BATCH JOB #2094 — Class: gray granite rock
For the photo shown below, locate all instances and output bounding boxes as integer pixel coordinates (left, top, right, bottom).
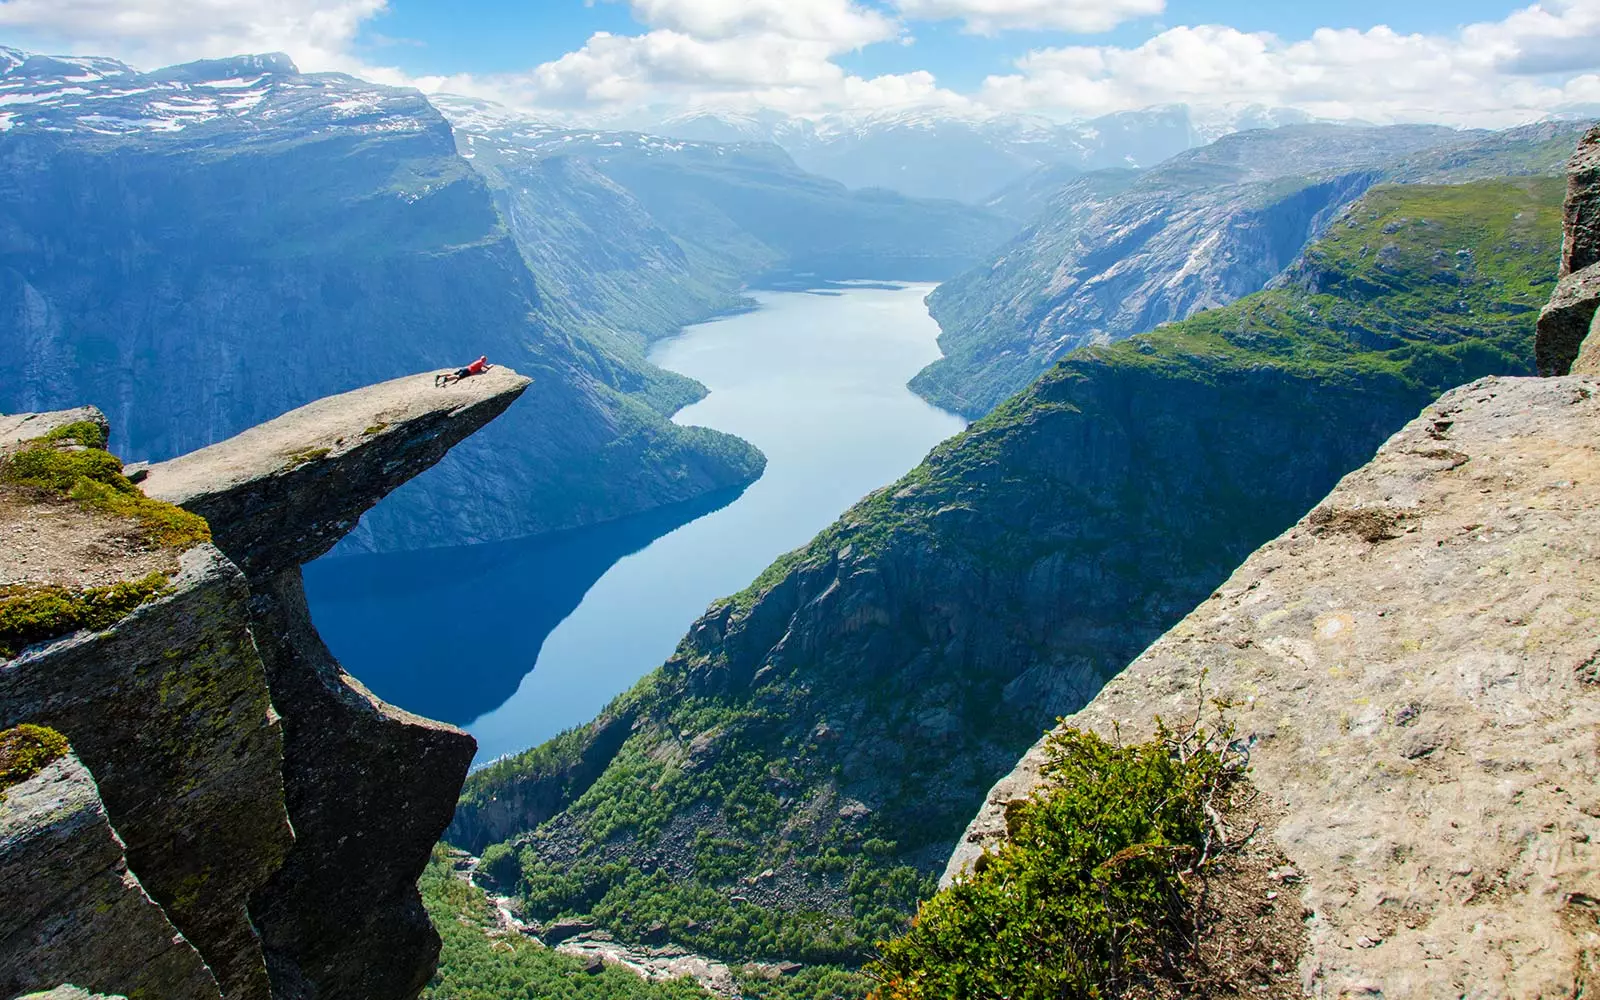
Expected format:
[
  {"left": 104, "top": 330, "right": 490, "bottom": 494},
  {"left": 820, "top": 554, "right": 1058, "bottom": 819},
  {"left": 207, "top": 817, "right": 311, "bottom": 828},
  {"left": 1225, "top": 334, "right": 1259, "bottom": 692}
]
[
  {"left": 0, "top": 755, "right": 220, "bottom": 1000},
  {"left": 0, "top": 548, "right": 290, "bottom": 1000},
  {"left": 1538, "top": 126, "right": 1600, "bottom": 375}
]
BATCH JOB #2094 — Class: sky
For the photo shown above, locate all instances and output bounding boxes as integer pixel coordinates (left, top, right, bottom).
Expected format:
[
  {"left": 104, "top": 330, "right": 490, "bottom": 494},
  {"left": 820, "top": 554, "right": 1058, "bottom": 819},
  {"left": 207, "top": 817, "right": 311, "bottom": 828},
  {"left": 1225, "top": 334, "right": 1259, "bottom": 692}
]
[{"left": 2, "top": 0, "right": 1600, "bottom": 126}]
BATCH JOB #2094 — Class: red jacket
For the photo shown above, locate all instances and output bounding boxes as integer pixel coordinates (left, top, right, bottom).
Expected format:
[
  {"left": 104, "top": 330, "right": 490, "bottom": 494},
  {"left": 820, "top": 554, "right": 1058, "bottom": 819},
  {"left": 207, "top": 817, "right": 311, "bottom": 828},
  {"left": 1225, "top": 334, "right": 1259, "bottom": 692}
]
[{"left": 465, "top": 356, "right": 488, "bottom": 375}]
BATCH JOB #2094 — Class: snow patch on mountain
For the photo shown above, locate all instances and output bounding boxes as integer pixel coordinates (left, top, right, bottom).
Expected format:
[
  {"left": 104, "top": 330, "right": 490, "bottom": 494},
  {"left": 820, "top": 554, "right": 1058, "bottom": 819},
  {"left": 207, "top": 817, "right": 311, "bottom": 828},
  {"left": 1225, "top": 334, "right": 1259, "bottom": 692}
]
[{"left": 0, "top": 47, "right": 435, "bottom": 141}]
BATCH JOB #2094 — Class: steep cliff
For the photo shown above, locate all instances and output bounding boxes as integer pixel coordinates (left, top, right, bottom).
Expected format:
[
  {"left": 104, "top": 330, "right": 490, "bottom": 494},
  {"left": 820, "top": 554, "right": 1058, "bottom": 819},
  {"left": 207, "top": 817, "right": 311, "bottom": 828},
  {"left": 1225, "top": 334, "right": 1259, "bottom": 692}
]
[
  {"left": 941, "top": 375, "right": 1600, "bottom": 996},
  {"left": 0, "top": 48, "right": 761, "bottom": 555},
  {"left": 446, "top": 175, "right": 1558, "bottom": 971},
  {"left": 918, "top": 122, "right": 1586, "bottom": 417},
  {"left": 1, "top": 368, "right": 528, "bottom": 998}
]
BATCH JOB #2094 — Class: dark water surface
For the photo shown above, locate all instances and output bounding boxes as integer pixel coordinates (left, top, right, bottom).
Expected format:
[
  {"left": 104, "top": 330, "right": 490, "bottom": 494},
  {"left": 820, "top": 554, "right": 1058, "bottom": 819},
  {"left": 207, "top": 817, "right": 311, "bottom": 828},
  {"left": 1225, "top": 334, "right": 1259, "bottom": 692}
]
[{"left": 304, "top": 283, "right": 965, "bottom": 763}]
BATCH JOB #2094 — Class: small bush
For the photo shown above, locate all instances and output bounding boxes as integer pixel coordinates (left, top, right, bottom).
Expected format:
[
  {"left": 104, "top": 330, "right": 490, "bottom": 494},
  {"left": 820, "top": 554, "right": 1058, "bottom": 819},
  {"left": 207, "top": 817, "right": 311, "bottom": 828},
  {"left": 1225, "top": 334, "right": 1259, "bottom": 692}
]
[
  {"left": 0, "top": 573, "right": 173, "bottom": 659},
  {"left": 869, "top": 721, "right": 1240, "bottom": 1000},
  {"left": 0, "top": 441, "right": 210, "bottom": 550},
  {"left": 0, "top": 723, "right": 71, "bottom": 799}
]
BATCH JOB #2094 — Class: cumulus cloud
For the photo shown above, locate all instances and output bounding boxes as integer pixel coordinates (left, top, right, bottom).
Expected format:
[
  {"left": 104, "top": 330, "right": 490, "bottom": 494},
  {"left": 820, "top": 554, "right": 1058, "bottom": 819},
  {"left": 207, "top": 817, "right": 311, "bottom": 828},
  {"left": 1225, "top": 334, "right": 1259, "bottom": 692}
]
[
  {"left": 979, "top": 0, "right": 1600, "bottom": 127},
  {"left": 468, "top": 0, "right": 976, "bottom": 116},
  {"left": 889, "top": 0, "right": 1164, "bottom": 35},
  {"left": 5, "top": 0, "right": 1600, "bottom": 126}
]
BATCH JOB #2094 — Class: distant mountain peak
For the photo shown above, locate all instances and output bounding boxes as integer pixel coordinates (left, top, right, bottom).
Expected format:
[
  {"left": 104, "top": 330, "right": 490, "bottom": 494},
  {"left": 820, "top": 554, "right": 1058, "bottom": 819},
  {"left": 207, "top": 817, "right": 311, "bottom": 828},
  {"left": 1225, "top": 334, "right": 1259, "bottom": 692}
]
[
  {"left": 152, "top": 52, "right": 300, "bottom": 84},
  {"left": 0, "top": 46, "right": 435, "bottom": 143}
]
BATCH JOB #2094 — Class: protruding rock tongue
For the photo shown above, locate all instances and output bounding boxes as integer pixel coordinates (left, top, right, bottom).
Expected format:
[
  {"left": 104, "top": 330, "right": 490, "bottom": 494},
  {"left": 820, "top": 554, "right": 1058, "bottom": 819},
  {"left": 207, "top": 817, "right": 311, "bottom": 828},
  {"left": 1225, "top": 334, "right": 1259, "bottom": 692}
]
[
  {"left": 142, "top": 367, "right": 531, "bottom": 577},
  {"left": 141, "top": 366, "right": 531, "bottom": 1000}
]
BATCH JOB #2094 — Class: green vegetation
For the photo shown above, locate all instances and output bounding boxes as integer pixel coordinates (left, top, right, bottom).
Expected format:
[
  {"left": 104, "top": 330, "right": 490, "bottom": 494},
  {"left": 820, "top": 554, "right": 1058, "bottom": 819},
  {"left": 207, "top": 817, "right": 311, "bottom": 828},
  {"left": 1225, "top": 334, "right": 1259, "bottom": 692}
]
[
  {"left": 919, "top": 126, "right": 1579, "bottom": 418},
  {"left": 283, "top": 446, "right": 333, "bottom": 469},
  {"left": 0, "top": 573, "right": 173, "bottom": 659},
  {"left": 418, "top": 848, "right": 708, "bottom": 1000},
  {"left": 1, "top": 437, "right": 211, "bottom": 551},
  {"left": 39, "top": 420, "right": 109, "bottom": 450},
  {"left": 444, "top": 177, "right": 1563, "bottom": 990},
  {"left": 870, "top": 723, "right": 1239, "bottom": 1000},
  {"left": 0, "top": 723, "right": 70, "bottom": 801}
]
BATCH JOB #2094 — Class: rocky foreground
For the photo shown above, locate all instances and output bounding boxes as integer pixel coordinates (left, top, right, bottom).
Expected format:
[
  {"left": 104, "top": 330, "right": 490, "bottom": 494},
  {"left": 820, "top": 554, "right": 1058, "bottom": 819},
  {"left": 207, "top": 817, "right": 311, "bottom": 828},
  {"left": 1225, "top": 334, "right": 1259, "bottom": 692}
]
[
  {"left": 949, "top": 373, "right": 1600, "bottom": 994},
  {"left": 1, "top": 368, "right": 527, "bottom": 999}
]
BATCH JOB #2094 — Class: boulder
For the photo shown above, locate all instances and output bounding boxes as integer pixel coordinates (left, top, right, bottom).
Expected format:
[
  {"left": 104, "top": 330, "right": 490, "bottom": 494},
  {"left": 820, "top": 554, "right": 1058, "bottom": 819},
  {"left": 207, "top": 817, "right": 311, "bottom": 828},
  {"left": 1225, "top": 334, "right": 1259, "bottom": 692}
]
[
  {"left": 1559, "top": 124, "right": 1600, "bottom": 276},
  {"left": 1536, "top": 262, "right": 1600, "bottom": 376},
  {"left": 141, "top": 368, "right": 528, "bottom": 1000},
  {"left": 0, "top": 754, "right": 220, "bottom": 999},
  {"left": 1538, "top": 127, "right": 1600, "bottom": 375}
]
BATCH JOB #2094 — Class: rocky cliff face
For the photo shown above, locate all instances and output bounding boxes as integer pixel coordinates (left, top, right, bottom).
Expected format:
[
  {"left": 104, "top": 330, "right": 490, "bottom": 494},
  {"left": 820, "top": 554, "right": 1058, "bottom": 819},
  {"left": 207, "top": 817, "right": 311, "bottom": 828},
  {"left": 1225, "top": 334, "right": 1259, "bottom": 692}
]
[
  {"left": 948, "top": 375, "right": 1600, "bottom": 995},
  {"left": 0, "top": 48, "right": 761, "bottom": 555},
  {"left": 1539, "top": 125, "right": 1600, "bottom": 377},
  {"left": 1, "top": 368, "right": 528, "bottom": 998},
  {"left": 448, "top": 176, "right": 1557, "bottom": 968},
  {"left": 919, "top": 122, "right": 1587, "bottom": 417}
]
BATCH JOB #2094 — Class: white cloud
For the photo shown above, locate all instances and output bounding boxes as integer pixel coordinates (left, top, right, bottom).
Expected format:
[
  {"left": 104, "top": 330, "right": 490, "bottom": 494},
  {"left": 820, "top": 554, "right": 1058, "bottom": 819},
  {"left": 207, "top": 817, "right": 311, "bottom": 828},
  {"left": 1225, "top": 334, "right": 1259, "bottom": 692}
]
[
  {"left": 979, "top": 0, "right": 1600, "bottom": 127},
  {"left": 458, "top": 0, "right": 975, "bottom": 117},
  {"left": 4, "top": 0, "right": 1600, "bottom": 127},
  {"left": 890, "top": 0, "right": 1164, "bottom": 35},
  {"left": 0, "top": 0, "right": 388, "bottom": 75},
  {"left": 622, "top": 0, "right": 896, "bottom": 47}
]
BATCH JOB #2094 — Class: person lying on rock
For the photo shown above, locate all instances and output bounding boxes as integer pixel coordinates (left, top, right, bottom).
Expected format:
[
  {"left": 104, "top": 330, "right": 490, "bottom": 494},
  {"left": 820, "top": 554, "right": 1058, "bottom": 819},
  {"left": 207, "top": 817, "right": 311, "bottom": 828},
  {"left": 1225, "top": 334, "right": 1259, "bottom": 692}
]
[{"left": 436, "top": 356, "right": 492, "bottom": 386}]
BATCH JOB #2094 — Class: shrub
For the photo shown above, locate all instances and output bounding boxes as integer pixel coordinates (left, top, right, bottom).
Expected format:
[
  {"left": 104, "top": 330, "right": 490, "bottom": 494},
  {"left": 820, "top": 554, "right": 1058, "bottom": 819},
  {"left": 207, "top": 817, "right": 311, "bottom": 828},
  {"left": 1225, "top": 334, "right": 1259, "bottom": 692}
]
[
  {"left": 0, "top": 573, "right": 174, "bottom": 659},
  {"left": 869, "top": 721, "right": 1240, "bottom": 1000}
]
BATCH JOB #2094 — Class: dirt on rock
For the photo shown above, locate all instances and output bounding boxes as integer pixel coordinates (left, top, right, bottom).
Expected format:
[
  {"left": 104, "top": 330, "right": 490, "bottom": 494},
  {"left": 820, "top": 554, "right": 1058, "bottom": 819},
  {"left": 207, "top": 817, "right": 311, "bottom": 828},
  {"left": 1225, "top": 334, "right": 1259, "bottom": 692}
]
[{"left": 0, "top": 488, "right": 178, "bottom": 590}]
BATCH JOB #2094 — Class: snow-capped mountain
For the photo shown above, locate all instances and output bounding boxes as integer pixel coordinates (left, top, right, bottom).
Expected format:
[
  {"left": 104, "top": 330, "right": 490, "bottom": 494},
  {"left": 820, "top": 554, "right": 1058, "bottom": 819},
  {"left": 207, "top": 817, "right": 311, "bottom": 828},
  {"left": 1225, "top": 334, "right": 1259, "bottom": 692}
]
[
  {"left": 632, "top": 103, "right": 1335, "bottom": 203},
  {"left": 0, "top": 46, "right": 438, "bottom": 143}
]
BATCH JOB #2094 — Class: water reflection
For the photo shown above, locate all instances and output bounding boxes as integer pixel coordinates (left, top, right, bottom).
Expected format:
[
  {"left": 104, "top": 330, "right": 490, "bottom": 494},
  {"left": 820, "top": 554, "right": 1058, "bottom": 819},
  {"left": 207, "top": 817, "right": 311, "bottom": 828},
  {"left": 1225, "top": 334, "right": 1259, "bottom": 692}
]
[{"left": 302, "top": 486, "right": 745, "bottom": 725}]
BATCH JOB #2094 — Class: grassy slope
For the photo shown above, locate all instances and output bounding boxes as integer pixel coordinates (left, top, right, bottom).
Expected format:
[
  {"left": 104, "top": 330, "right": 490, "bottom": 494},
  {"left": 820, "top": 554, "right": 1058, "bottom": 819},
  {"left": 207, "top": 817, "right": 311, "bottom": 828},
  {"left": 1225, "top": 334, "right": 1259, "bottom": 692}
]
[{"left": 440, "top": 177, "right": 1561, "bottom": 993}]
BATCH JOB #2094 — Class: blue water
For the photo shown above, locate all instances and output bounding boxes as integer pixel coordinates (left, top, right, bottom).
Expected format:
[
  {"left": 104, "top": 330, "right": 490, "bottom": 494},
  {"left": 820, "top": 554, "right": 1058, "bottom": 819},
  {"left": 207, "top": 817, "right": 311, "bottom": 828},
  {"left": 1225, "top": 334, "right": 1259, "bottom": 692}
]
[{"left": 304, "top": 282, "right": 966, "bottom": 764}]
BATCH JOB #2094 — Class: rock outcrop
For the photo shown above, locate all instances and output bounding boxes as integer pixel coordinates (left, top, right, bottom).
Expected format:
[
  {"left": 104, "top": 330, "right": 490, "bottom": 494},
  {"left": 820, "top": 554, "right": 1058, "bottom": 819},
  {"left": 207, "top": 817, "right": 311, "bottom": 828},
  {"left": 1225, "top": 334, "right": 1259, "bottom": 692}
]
[
  {"left": 1, "top": 753, "right": 220, "bottom": 999},
  {"left": 2, "top": 368, "right": 530, "bottom": 999},
  {"left": 949, "top": 375, "right": 1600, "bottom": 994},
  {"left": 1, "top": 546, "right": 288, "bottom": 1000},
  {"left": 1539, "top": 125, "right": 1600, "bottom": 376}
]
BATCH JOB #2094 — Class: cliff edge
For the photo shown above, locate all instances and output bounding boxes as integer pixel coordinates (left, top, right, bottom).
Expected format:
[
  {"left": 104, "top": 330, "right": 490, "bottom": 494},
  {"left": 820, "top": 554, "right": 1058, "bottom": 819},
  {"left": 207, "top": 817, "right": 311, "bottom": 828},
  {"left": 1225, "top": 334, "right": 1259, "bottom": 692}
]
[
  {"left": 1, "top": 367, "right": 529, "bottom": 1000},
  {"left": 947, "top": 374, "right": 1600, "bottom": 995}
]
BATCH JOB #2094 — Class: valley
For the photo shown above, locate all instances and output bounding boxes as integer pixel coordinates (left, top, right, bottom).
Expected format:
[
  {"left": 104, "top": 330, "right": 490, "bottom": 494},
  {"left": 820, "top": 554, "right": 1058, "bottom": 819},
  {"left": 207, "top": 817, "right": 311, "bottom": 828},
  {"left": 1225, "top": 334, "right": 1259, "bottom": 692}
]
[
  {"left": 3, "top": 27, "right": 1598, "bottom": 1000},
  {"left": 304, "top": 284, "right": 966, "bottom": 762}
]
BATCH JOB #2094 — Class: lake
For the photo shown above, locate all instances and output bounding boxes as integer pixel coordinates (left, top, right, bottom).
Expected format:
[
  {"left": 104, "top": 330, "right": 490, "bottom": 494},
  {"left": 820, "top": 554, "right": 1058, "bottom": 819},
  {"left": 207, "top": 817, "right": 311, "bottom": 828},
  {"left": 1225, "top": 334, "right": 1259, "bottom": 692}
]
[{"left": 303, "top": 282, "right": 967, "bottom": 764}]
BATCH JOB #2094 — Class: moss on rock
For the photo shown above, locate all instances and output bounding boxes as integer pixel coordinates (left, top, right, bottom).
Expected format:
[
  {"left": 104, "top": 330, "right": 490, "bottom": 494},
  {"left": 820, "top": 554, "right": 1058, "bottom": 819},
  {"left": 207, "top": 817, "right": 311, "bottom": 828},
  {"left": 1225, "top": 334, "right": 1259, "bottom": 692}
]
[
  {"left": 0, "top": 722, "right": 70, "bottom": 799},
  {"left": 0, "top": 573, "right": 174, "bottom": 659}
]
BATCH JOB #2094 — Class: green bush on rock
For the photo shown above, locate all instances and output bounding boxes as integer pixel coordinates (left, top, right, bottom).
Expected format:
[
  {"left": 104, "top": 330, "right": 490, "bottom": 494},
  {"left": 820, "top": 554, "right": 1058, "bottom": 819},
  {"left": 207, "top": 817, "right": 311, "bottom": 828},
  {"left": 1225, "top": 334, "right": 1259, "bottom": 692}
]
[{"left": 869, "top": 722, "right": 1241, "bottom": 1000}]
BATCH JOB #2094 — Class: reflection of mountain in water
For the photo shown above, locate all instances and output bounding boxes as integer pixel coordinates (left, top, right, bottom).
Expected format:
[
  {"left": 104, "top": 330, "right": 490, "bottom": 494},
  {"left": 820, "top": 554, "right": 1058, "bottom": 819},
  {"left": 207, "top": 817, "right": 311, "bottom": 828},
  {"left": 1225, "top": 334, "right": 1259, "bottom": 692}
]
[{"left": 303, "top": 486, "right": 746, "bottom": 725}]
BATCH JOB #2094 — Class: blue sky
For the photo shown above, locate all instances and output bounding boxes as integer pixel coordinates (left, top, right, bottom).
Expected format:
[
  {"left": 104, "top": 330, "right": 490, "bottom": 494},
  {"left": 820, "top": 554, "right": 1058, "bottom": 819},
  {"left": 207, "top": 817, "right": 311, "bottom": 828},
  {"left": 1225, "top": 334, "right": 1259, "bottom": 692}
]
[
  {"left": 2, "top": 0, "right": 1598, "bottom": 125},
  {"left": 351, "top": 0, "right": 1531, "bottom": 84}
]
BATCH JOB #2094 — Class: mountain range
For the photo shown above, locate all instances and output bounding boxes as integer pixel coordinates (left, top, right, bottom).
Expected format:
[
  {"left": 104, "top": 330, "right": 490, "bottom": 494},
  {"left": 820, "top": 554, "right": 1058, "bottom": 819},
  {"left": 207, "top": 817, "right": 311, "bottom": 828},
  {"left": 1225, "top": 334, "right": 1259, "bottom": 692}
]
[
  {"left": 0, "top": 49, "right": 1007, "bottom": 554},
  {"left": 913, "top": 119, "right": 1591, "bottom": 416},
  {"left": 638, "top": 103, "right": 1320, "bottom": 204}
]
